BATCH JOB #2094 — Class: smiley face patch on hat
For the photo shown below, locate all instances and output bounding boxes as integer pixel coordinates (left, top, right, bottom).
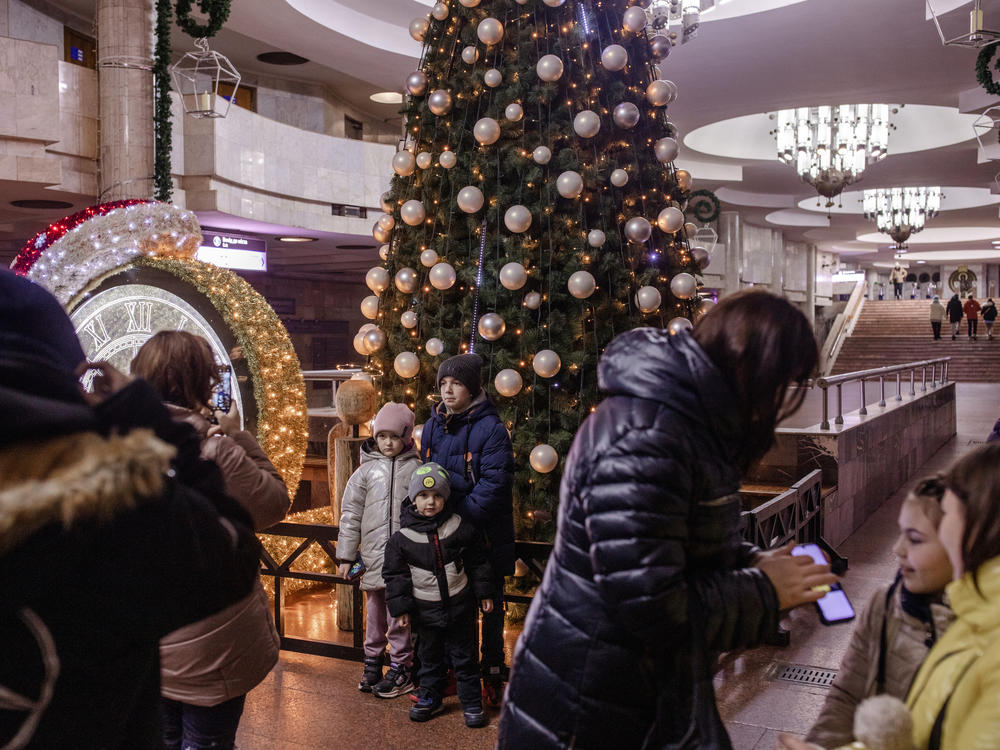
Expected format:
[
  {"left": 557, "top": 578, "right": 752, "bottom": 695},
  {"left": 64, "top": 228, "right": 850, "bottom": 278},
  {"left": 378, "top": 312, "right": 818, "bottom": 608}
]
[{"left": 409, "top": 462, "right": 451, "bottom": 501}]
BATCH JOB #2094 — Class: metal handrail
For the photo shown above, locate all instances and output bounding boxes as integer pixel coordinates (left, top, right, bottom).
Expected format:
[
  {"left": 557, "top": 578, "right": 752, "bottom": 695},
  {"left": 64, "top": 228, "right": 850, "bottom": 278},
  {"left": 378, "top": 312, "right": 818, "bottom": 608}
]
[
  {"left": 301, "top": 368, "right": 364, "bottom": 414},
  {"left": 815, "top": 357, "right": 951, "bottom": 430}
]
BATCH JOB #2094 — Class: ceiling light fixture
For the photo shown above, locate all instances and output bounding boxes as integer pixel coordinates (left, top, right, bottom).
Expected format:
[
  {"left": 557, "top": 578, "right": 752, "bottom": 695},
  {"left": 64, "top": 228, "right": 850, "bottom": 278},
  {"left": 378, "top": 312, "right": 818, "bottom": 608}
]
[
  {"left": 863, "top": 186, "right": 941, "bottom": 249},
  {"left": 170, "top": 38, "right": 241, "bottom": 119},
  {"left": 927, "top": 0, "right": 1000, "bottom": 48},
  {"left": 774, "top": 104, "right": 892, "bottom": 206},
  {"left": 277, "top": 236, "right": 316, "bottom": 242},
  {"left": 370, "top": 92, "right": 403, "bottom": 104}
]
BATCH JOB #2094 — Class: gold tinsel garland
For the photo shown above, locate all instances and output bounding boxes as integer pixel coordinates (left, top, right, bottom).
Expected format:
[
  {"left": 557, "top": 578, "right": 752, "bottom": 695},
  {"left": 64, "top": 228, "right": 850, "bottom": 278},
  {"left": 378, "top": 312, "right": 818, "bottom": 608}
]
[{"left": 134, "top": 256, "right": 307, "bottom": 496}]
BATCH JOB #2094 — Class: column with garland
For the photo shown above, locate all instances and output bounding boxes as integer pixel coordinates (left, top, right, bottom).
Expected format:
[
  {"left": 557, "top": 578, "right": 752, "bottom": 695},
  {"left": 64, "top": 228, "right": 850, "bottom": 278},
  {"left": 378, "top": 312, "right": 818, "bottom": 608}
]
[{"left": 353, "top": 0, "right": 711, "bottom": 541}]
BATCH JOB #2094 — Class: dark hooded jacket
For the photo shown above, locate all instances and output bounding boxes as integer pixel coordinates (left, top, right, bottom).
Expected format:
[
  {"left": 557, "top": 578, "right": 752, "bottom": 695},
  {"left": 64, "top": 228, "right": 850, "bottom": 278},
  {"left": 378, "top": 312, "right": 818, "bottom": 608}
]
[
  {"left": 946, "top": 295, "right": 963, "bottom": 323},
  {"left": 419, "top": 395, "right": 515, "bottom": 575},
  {"left": 496, "top": 328, "right": 780, "bottom": 750}
]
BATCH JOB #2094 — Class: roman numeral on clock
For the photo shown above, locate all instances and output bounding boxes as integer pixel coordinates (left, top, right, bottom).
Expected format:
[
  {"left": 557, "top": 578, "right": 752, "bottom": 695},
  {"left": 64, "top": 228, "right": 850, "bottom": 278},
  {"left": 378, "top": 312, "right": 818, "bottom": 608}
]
[
  {"left": 81, "top": 314, "right": 110, "bottom": 349},
  {"left": 125, "top": 301, "right": 153, "bottom": 333}
]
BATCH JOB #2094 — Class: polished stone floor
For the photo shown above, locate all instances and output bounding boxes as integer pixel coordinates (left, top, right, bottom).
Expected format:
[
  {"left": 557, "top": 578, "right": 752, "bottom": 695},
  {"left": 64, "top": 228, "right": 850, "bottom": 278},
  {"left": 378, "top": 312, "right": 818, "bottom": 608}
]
[{"left": 236, "top": 384, "right": 1000, "bottom": 749}]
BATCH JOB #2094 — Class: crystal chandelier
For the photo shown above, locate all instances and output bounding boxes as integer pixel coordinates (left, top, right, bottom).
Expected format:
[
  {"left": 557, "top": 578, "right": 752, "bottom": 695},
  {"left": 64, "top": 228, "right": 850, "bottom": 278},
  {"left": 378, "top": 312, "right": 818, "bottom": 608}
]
[
  {"left": 774, "top": 105, "right": 891, "bottom": 206},
  {"left": 862, "top": 186, "right": 941, "bottom": 248}
]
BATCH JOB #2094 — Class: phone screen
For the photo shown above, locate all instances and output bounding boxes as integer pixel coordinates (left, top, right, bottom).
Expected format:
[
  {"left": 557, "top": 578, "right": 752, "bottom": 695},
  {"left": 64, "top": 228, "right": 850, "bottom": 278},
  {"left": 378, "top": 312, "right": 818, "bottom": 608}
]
[
  {"left": 792, "top": 543, "right": 855, "bottom": 625},
  {"left": 213, "top": 364, "right": 232, "bottom": 413}
]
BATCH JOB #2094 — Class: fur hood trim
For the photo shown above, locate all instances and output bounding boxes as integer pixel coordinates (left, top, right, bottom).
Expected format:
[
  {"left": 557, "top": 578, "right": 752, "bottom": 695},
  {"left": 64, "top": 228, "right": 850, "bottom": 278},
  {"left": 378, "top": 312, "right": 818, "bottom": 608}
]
[{"left": 0, "top": 429, "right": 176, "bottom": 556}]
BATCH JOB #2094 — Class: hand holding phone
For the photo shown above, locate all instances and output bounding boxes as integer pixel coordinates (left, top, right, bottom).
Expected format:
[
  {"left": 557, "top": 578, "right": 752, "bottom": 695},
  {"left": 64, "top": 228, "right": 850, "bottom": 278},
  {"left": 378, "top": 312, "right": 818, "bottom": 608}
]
[
  {"left": 792, "top": 543, "right": 855, "bottom": 625},
  {"left": 756, "top": 541, "right": 838, "bottom": 611}
]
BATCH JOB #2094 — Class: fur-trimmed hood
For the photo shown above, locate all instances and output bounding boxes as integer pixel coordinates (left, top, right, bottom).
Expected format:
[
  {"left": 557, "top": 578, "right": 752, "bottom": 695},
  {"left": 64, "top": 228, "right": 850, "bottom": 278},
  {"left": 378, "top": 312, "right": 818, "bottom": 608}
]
[{"left": 0, "top": 429, "right": 176, "bottom": 556}]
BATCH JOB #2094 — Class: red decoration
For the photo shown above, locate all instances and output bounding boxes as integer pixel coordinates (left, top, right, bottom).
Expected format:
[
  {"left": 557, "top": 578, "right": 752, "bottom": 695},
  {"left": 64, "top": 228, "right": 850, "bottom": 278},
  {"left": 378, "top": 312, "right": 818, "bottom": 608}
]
[{"left": 12, "top": 199, "right": 154, "bottom": 275}]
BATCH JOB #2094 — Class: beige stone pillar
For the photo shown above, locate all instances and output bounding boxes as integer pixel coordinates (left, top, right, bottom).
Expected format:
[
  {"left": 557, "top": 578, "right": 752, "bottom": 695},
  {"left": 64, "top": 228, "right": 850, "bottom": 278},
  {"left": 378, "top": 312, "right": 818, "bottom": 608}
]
[{"left": 97, "top": 0, "right": 155, "bottom": 201}]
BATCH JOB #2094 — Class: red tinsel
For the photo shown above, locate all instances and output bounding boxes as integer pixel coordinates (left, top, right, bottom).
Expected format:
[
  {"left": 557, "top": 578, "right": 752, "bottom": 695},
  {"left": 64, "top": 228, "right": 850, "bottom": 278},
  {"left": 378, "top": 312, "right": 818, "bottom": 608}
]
[{"left": 12, "top": 199, "right": 154, "bottom": 276}]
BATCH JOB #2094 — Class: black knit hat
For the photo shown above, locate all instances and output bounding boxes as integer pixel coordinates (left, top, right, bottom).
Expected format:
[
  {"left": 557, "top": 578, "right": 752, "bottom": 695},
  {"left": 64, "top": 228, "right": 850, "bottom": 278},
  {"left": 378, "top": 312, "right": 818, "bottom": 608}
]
[
  {"left": 0, "top": 270, "right": 86, "bottom": 375},
  {"left": 436, "top": 353, "right": 483, "bottom": 396}
]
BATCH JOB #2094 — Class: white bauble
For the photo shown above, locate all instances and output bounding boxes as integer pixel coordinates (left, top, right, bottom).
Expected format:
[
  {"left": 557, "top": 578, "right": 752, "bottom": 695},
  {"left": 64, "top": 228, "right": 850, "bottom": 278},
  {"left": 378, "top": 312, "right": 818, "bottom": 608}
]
[
  {"left": 610, "top": 168, "right": 629, "bottom": 187},
  {"left": 500, "top": 262, "right": 528, "bottom": 290},
  {"left": 601, "top": 44, "right": 628, "bottom": 71},
  {"left": 400, "top": 199, "right": 426, "bottom": 226},
  {"left": 478, "top": 312, "right": 506, "bottom": 341},
  {"left": 587, "top": 229, "right": 606, "bottom": 247},
  {"left": 624, "top": 216, "right": 652, "bottom": 243},
  {"left": 406, "top": 71, "right": 428, "bottom": 96},
  {"left": 353, "top": 333, "right": 369, "bottom": 356},
  {"left": 523, "top": 291, "right": 542, "bottom": 310},
  {"left": 532, "top": 349, "right": 561, "bottom": 378},
  {"left": 657, "top": 206, "right": 685, "bottom": 233},
  {"left": 536, "top": 54, "right": 564, "bottom": 82},
  {"left": 484, "top": 68, "right": 502, "bottom": 87},
  {"left": 409, "top": 17, "right": 429, "bottom": 41},
  {"left": 667, "top": 317, "right": 693, "bottom": 336},
  {"left": 378, "top": 243, "right": 390, "bottom": 260},
  {"left": 573, "top": 110, "right": 601, "bottom": 138},
  {"left": 429, "top": 262, "right": 457, "bottom": 289},
  {"left": 427, "top": 89, "right": 453, "bottom": 115},
  {"left": 636, "top": 285, "right": 662, "bottom": 313},
  {"left": 567, "top": 270, "right": 596, "bottom": 299},
  {"left": 459, "top": 0, "right": 480, "bottom": 5},
  {"left": 504, "top": 205, "right": 532, "bottom": 233},
  {"left": 416, "top": 151, "right": 433, "bottom": 169},
  {"left": 359, "top": 323, "right": 377, "bottom": 334},
  {"left": 377, "top": 214, "right": 395, "bottom": 231},
  {"left": 394, "top": 267, "right": 419, "bottom": 293},
  {"left": 439, "top": 150, "right": 457, "bottom": 169},
  {"left": 420, "top": 248, "right": 439, "bottom": 267},
  {"left": 505, "top": 102, "right": 524, "bottom": 122},
  {"left": 431, "top": 2, "right": 449, "bottom": 20},
  {"left": 556, "top": 170, "right": 584, "bottom": 198},
  {"left": 457, "top": 185, "right": 485, "bottom": 213},
  {"left": 622, "top": 5, "right": 647, "bottom": 32},
  {"left": 542, "top": 0, "right": 564, "bottom": 6},
  {"left": 366, "top": 266, "right": 391, "bottom": 293},
  {"left": 646, "top": 79, "right": 672, "bottom": 107},
  {"left": 649, "top": 34, "right": 671, "bottom": 60},
  {"left": 394, "top": 352, "right": 421, "bottom": 378},
  {"left": 529, "top": 444, "right": 559, "bottom": 473},
  {"left": 364, "top": 327, "right": 387, "bottom": 352},
  {"left": 494, "top": 368, "right": 523, "bottom": 397},
  {"left": 691, "top": 245, "right": 710, "bottom": 270},
  {"left": 462, "top": 45, "right": 479, "bottom": 64},
  {"left": 412, "top": 423, "right": 424, "bottom": 449},
  {"left": 474, "top": 117, "right": 501, "bottom": 145},
  {"left": 372, "top": 220, "right": 389, "bottom": 242},
  {"left": 613, "top": 101, "right": 641, "bottom": 129},
  {"left": 401, "top": 310, "right": 419, "bottom": 329},
  {"left": 361, "top": 295, "right": 380, "bottom": 320},
  {"left": 425, "top": 337, "right": 445, "bottom": 356},
  {"left": 393, "top": 151, "right": 416, "bottom": 176},
  {"left": 676, "top": 169, "right": 693, "bottom": 191},
  {"left": 654, "top": 137, "right": 679, "bottom": 163},
  {"left": 532, "top": 145, "right": 552, "bottom": 164},
  {"left": 669, "top": 272, "right": 697, "bottom": 299},
  {"left": 477, "top": 17, "right": 504, "bottom": 45}
]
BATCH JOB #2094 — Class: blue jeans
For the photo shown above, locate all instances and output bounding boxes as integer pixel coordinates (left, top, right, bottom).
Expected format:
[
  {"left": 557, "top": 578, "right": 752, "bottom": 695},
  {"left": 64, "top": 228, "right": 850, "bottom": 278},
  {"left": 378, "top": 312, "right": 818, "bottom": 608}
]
[{"left": 160, "top": 695, "right": 246, "bottom": 750}]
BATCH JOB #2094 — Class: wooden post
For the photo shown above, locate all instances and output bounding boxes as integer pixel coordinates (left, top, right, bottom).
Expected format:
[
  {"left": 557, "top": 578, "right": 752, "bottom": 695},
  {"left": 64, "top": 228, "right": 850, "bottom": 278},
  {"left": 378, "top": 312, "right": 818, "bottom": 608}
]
[{"left": 328, "top": 425, "right": 366, "bottom": 632}]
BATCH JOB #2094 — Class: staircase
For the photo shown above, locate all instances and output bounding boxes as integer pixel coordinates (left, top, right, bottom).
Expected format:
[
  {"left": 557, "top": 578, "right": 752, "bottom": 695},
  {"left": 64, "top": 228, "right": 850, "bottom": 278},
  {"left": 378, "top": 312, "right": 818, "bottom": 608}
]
[{"left": 831, "top": 299, "right": 1000, "bottom": 382}]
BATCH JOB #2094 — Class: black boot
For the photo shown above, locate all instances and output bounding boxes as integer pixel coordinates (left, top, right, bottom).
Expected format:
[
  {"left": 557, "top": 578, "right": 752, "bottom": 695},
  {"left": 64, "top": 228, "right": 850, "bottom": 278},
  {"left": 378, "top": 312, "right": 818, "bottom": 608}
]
[{"left": 358, "top": 654, "right": 384, "bottom": 692}]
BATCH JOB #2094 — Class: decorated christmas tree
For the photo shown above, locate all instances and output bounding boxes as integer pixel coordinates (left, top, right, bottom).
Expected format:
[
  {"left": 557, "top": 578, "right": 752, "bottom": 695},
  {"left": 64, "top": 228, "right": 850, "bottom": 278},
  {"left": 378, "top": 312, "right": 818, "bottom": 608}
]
[{"left": 354, "top": 0, "right": 710, "bottom": 541}]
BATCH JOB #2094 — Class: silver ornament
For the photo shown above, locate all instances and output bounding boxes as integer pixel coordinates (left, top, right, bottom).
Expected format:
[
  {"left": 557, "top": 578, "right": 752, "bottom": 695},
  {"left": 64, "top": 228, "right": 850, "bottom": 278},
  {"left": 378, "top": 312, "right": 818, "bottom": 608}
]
[
  {"left": 416, "top": 151, "right": 433, "bottom": 170},
  {"left": 400, "top": 199, "right": 426, "bottom": 226},
  {"left": 610, "top": 168, "right": 629, "bottom": 187},
  {"left": 505, "top": 102, "right": 524, "bottom": 122},
  {"left": 395, "top": 267, "right": 419, "bottom": 293},
  {"left": 478, "top": 312, "right": 506, "bottom": 341},
  {"left": 361, "top": 295, "right": 380, "bottom": 319},
  {"left": 691, "top": 246, "right": 710, "bottom": 270},
  {"left": 353, "top": 333, "right": 369, "bottom": 356},
  {"left": 457, "top": 185, "right": 485, "bottom": 213},
  {"left": 429, "top": 262, "right": 457, "bottom": 290},
  {"left": 462, "top": 45, "right": 479, "bottom": 65},
  {"left": 532, "top": 349, "right": 561, "bottom": 378},
  {"left": 394, "top": 352, "right": 421, "bottom": 378},
  {"left": 649, "top": 35, "right": 671, "bottom": 61},
  {"left": 459, "top": 0, "right": 480, "bottom": 5},
  {"left": 477, "top": 17, "right": 504, "bottom": 45},
  {"left": 657, "top": 206, "right": 685, "bottom": 233},
  {"left": 669, "top": 272, "right": 697, "bottom": 300},
  {"left": 684, "top": 221, "right": 698, "bottom": 237},
  {"left": 646, "top": 80, "right": 672, "bottom": 107},
  {"left": 542, "top": 0, "right": 564, "bottom": 6},
  {"left": 532, "top": 145, "right": 552, "bottom": 164},
  {"left": 676, "top": 169, "right": 692, "bottom": 191},
  {"left": 379, "top": 243, "right": 390, "bottom": 261},
  {"left": 613, "top": 101, "right": 640, "bottom": 129},
  {"left": 372, "top": 223, "right": 391, "bottom": 243},
  {"left": 523, "top": 291, "right": 541, "bottom": 310},
  {"left": 622, "top": 6, "right": 647, "bottom": 32},
  {"left": 500, "top": 261, "right": 528, "bottom": 289},
  {"left": 504, "top": 205, "right": 532, "bottom": 233},
  {"left": 439, "top": 150, "right": 457, "bottom": 169},
  {"left": 406, "top": 71, "right": 428, "bottom": 96},
  {"left": 425, "top": 337, "right": 445, "bottom": 356},
  {"left": 392, "top": 151, "right": 416, "bottom": 176},
  {"left": 409, "top": 17, "right": 429, "bottom": 41},
  {"left": 420, "top": 248, "right": 439, "bottom": 267},
  {"left": 588, "top": 229, "right": 606, "bottom": 247},
  {"left": 484, "top": 68, "right": 502, "bottom": 87},
  {"left": 401, "top": 310, "right": 419, "bottom": 329},
  {"left": 431, "top": 2, "right": 449, "bottom": 20},
  {"left": 359, "top": 323, "right": 377, "bottom": 334},
  {"left": 556, "top": 170, "right": 584, "bottom": 199},
  {"left": 624, "top": 216, "right": 652, "bottom": 243},
  {"left": 573, "top": 110, "right": 601, "bottom": 138},
  {"left": 474, "top": 117, "right": 501, "bottom": 145},
  {"left": 567, "top": 270, "right": 596, "bottom": 299},
  {"left": 667, "top": 317, "right": 693, "bottom": 336},
  {"left": 536, "top": 54, "right": 564, "bottom": 82},
  {"left": 364, "top": 327, "right": 387, "bottom": 352},
  {"left": 428, "top": 89, "right": 453, "bottom": 116},
  {"left": 654, "top": 137, "right": 679, "bottom": 163},
  {"left": 636, "top": 285, "right": 662, "bottom": 313},
  {"left": 377, "top": 214, "right": 395, "bottom": 232},
  {"left": 529, "top": 444, "right": 559, "bottom": 473},
  {"left": 494, "top": 368, "right": 523, "bottom": 397},
  {"left": 601, "top": 44, "right": 628, "bottom": 71}
]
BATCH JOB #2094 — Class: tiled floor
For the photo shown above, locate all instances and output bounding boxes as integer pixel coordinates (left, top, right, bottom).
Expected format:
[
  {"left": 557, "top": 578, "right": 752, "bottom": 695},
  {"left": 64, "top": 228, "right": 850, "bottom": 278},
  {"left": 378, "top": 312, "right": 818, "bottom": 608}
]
[{"left": 236, "top": 384, "right": 1000, "bottom": 750}]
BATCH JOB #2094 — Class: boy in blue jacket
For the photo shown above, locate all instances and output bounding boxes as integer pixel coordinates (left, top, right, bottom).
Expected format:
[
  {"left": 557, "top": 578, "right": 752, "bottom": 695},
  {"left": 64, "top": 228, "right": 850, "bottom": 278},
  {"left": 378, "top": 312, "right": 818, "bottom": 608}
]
[{"left": 420, "top": 353, "right": 515, "bottom": 705}]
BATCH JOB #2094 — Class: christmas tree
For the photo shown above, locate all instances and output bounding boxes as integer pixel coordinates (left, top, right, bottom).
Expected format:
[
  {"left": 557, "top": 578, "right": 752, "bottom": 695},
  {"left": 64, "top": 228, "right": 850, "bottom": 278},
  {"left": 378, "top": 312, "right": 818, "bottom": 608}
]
[{"left": 354, "top": 0, "right": 708, "bottom": 541}]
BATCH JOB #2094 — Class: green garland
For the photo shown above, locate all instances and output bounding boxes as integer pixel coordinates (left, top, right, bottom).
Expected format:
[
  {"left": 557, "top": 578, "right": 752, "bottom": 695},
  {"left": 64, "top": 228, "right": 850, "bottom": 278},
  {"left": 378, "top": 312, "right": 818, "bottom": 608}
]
[
  {"left": 153, "top": 0, "right": 173, "bottom": 202},
  {"left": 976, "top": 42, "right": 1000, "bottom": 95},
  {"left": 686, "top": 189, "right": 721, "bottom": 223},
  {"left": 174, "top": 0, "right": 231, "bottom": 38}
]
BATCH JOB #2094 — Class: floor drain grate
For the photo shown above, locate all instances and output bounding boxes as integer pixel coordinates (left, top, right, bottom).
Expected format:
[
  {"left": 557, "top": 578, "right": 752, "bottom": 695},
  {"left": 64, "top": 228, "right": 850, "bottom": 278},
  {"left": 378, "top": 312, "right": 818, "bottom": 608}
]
[{"left": 774, "top": 663, "right": 837, "bottom": 687}]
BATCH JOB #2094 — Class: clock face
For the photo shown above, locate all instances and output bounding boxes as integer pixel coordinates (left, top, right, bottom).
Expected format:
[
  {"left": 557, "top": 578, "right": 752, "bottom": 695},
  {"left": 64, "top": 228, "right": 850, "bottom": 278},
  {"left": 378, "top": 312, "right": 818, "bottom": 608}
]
[{"left": 69, "top": 282, "right": 245, "bottom": 421}]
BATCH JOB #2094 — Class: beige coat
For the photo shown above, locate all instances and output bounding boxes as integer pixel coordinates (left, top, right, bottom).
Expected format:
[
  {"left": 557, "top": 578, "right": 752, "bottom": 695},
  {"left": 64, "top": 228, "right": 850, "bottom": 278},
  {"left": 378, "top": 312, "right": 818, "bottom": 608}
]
[
  {"left": 159, "top": 405, "right": 290, "bottom": 706},
  {"left": 929, "top": 301, "right": 945, "bottom": 323},
  {"left": 806, "top": 581, "right": 953, "bottom": 749}
]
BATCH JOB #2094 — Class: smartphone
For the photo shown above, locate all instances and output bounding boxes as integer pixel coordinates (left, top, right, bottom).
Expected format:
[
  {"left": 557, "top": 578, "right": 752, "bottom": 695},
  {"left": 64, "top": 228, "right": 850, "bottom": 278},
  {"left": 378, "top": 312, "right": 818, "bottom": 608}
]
[
  {"left": 213, "top": 364, "right": 232, "bottom": 413},
  {"left": 346, "top": 556, "right": 366, "bottom": 581},
  {"left": 791, "top": 543, "right": 855, "bottom": 625}
]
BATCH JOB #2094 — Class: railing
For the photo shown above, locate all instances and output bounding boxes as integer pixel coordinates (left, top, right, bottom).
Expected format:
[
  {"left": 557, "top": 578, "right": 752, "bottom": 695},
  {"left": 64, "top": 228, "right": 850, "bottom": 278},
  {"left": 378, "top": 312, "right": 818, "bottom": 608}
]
[
  {"left": 819, "top": 279, "right": 867, "bottom": 376},
  {"left": 301, "top": 368, "right": 363, "bottom": 416},
  {"left": 815, "top": 357, "right": 951, "bottom": 431},
  {"left": 740, "top": 470, "right": 823, "bottom": 551}
]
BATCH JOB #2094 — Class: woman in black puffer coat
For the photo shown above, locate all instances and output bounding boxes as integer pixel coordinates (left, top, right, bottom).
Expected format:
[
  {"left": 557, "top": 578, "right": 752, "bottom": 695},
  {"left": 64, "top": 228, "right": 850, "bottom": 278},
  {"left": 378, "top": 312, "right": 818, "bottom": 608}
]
[{"left": 497, "top": 290, "right": 834, "bottom": 750}]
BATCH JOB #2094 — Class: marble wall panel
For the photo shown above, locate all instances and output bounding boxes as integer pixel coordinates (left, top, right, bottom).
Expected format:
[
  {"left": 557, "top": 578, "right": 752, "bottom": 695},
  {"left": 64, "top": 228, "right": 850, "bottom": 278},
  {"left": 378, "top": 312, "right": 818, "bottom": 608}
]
[
  {"left": 0, "top": 0, "right": 9, "bottom": 37},
  {"left": 784, "top": 241, "right": 808, "bottom": 293},
  {"left": 9, "top": 0, "right": 61, "bottom": 57},
  {"left": 0, "top": 38, "right": 59, "bottom": 143}
]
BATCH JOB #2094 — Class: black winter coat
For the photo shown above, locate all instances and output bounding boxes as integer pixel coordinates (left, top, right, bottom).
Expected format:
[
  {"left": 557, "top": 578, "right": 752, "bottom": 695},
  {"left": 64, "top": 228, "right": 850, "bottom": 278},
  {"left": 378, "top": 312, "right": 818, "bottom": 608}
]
[
  {"left": 947, "top": 296, "right": 963, "bottom": 322},
  {"left": 383, "top": 501, "right": 493, "bottom": 628},
  {"left": 497, "top": 329, "right": 780, "bottom": 750}
]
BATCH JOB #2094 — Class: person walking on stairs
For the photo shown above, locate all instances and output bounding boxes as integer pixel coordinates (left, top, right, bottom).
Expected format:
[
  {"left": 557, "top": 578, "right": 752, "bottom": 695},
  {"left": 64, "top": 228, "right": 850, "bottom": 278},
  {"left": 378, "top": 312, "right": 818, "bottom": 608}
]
[
  {"left": 963, "top": 295, "right": 981, "bottom": 340},
  {"left": 929, "top": 296, "right": 945, "bottom": 340},
  {"left": 982, "top": 298, "right": 996, "bottom": 340},
  {"left": 890, "top": 263, "right": 907, "bottom": 300},
  {"left": 946, "top": 294, "right": 963, "bottom": 340}
]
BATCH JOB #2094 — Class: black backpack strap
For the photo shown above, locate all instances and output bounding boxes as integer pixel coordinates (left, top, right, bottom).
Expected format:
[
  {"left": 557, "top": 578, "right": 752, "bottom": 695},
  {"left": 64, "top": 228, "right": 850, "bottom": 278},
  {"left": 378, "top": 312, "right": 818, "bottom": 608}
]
[{"left": 926, "top": 659, "right": 975, "bottom": 750}]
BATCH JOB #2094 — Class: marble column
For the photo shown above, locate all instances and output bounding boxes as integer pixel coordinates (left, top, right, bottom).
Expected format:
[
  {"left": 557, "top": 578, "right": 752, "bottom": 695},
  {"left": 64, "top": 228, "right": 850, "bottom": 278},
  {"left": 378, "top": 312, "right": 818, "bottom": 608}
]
[
  {"left": 97, "top": 0, "right": 155, "bottom": 201},
  {"left": 718, "top": 211, "right": 742, "bottom": 297}
]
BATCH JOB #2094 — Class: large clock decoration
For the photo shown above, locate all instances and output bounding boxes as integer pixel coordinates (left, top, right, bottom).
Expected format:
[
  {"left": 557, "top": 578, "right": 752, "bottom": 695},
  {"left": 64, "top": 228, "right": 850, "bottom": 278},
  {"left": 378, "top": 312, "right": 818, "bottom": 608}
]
[{"left": 11, "top": 201, "right": 306, "bottom": 497}]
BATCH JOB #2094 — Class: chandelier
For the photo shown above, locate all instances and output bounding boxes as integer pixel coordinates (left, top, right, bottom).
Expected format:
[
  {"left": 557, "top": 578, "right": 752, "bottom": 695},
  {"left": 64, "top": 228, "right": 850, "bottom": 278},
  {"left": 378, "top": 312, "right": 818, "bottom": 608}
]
[
  {"left": 774, "top": 105, "right": 891, "bottom": 205},
  {"left": 862, "top": 187, "right": 941, "bottom": 248}
]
